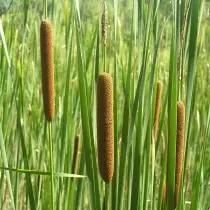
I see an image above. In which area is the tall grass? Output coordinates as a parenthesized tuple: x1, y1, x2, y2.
(0, 0, 209, 209)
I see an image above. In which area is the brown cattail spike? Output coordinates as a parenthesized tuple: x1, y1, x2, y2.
(174, 101, 185, 208)
(97, 73, 114, 183)
(72, 135, 80, 174)
(40, 20, 55, 121)
(153, 81, 163, 143)
(101, 0, 108, 47)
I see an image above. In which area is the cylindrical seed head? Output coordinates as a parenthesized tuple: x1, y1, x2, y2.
(153, 81, 163, 143)
(174, 101, 185, 208)
(97, 73, 114, 183)
(40, 19, 55, 121)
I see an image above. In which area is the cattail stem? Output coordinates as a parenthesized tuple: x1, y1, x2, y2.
(101, 0, 107, 47)
(105, 183, 110, 210)
(97, 73, 114, 183)
(48, 122, 54, 210)
(104, 44, 106, 73)
(102, 0, 107, 73)
(174, 101, 185, 209)
(101, 0, 107, 73)
(177, 0, 191, 81)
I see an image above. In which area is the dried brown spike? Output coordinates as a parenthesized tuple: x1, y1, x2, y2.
(153, 81, 163, 143)
(72, 135, 80, 174)
(174, 101, 185, 209)
(40, 19, 55, 121)
(97, 73, 114, 183)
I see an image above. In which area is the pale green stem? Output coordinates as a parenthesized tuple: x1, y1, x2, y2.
(48, 122, 54, 210)
(105, 183, 110, 210)
(104, 45, 106, 73)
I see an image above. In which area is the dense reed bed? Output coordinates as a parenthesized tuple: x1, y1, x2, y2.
(0, 0, 209, 209)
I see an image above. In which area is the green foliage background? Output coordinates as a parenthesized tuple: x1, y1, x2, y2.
(0, 0, 209, 209)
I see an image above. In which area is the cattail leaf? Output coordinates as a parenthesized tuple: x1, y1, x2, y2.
(166, 24, 177, 209)
(0, 166, 86, 178)
(190, 151, 204, 210)
(112, 0, 119, 208)
(184, 0, 202, 180)
(0, 19, 11, 69)
(117, 16, 133, 210)
(17, 109, 36, 210)
(0, 123, 15, 209)
(76, 18, 101, 210)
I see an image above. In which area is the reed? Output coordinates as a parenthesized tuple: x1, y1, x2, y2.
(40, 19, 55, 121)
(40, 19, 55, 210)
(97, 73, 114, 183)
(174, 101, 185, 208)
(72, 135, 80, 174)
(153, 81, 162, 142)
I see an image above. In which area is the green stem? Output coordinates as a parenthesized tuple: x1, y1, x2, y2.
(48, 122, 54, 210)
(105, 183, 109, 210)
(104, 45, 106, 73)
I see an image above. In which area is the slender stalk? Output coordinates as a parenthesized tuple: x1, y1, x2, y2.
(44, 0, 48, 19)
(104, 45, 106, 73)
(105, 183, 110, 210)
(102, 0, 107, 73)
(48, 122, 54, 210)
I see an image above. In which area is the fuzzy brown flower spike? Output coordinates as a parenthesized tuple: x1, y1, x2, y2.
(153, 81, 163, 143)
(40, 20, 55, 121)
(97, 73, 114, 183)
(174, 101, 185, 208)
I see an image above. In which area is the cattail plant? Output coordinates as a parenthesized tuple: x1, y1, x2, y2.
(72, 135, 80, 174)
(174, 101, 185, 209)
(97, 72, 114, 183)
(40, 19, 55, 210)
(40, 19, 55, 121)
(153, 81, 163, 142)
